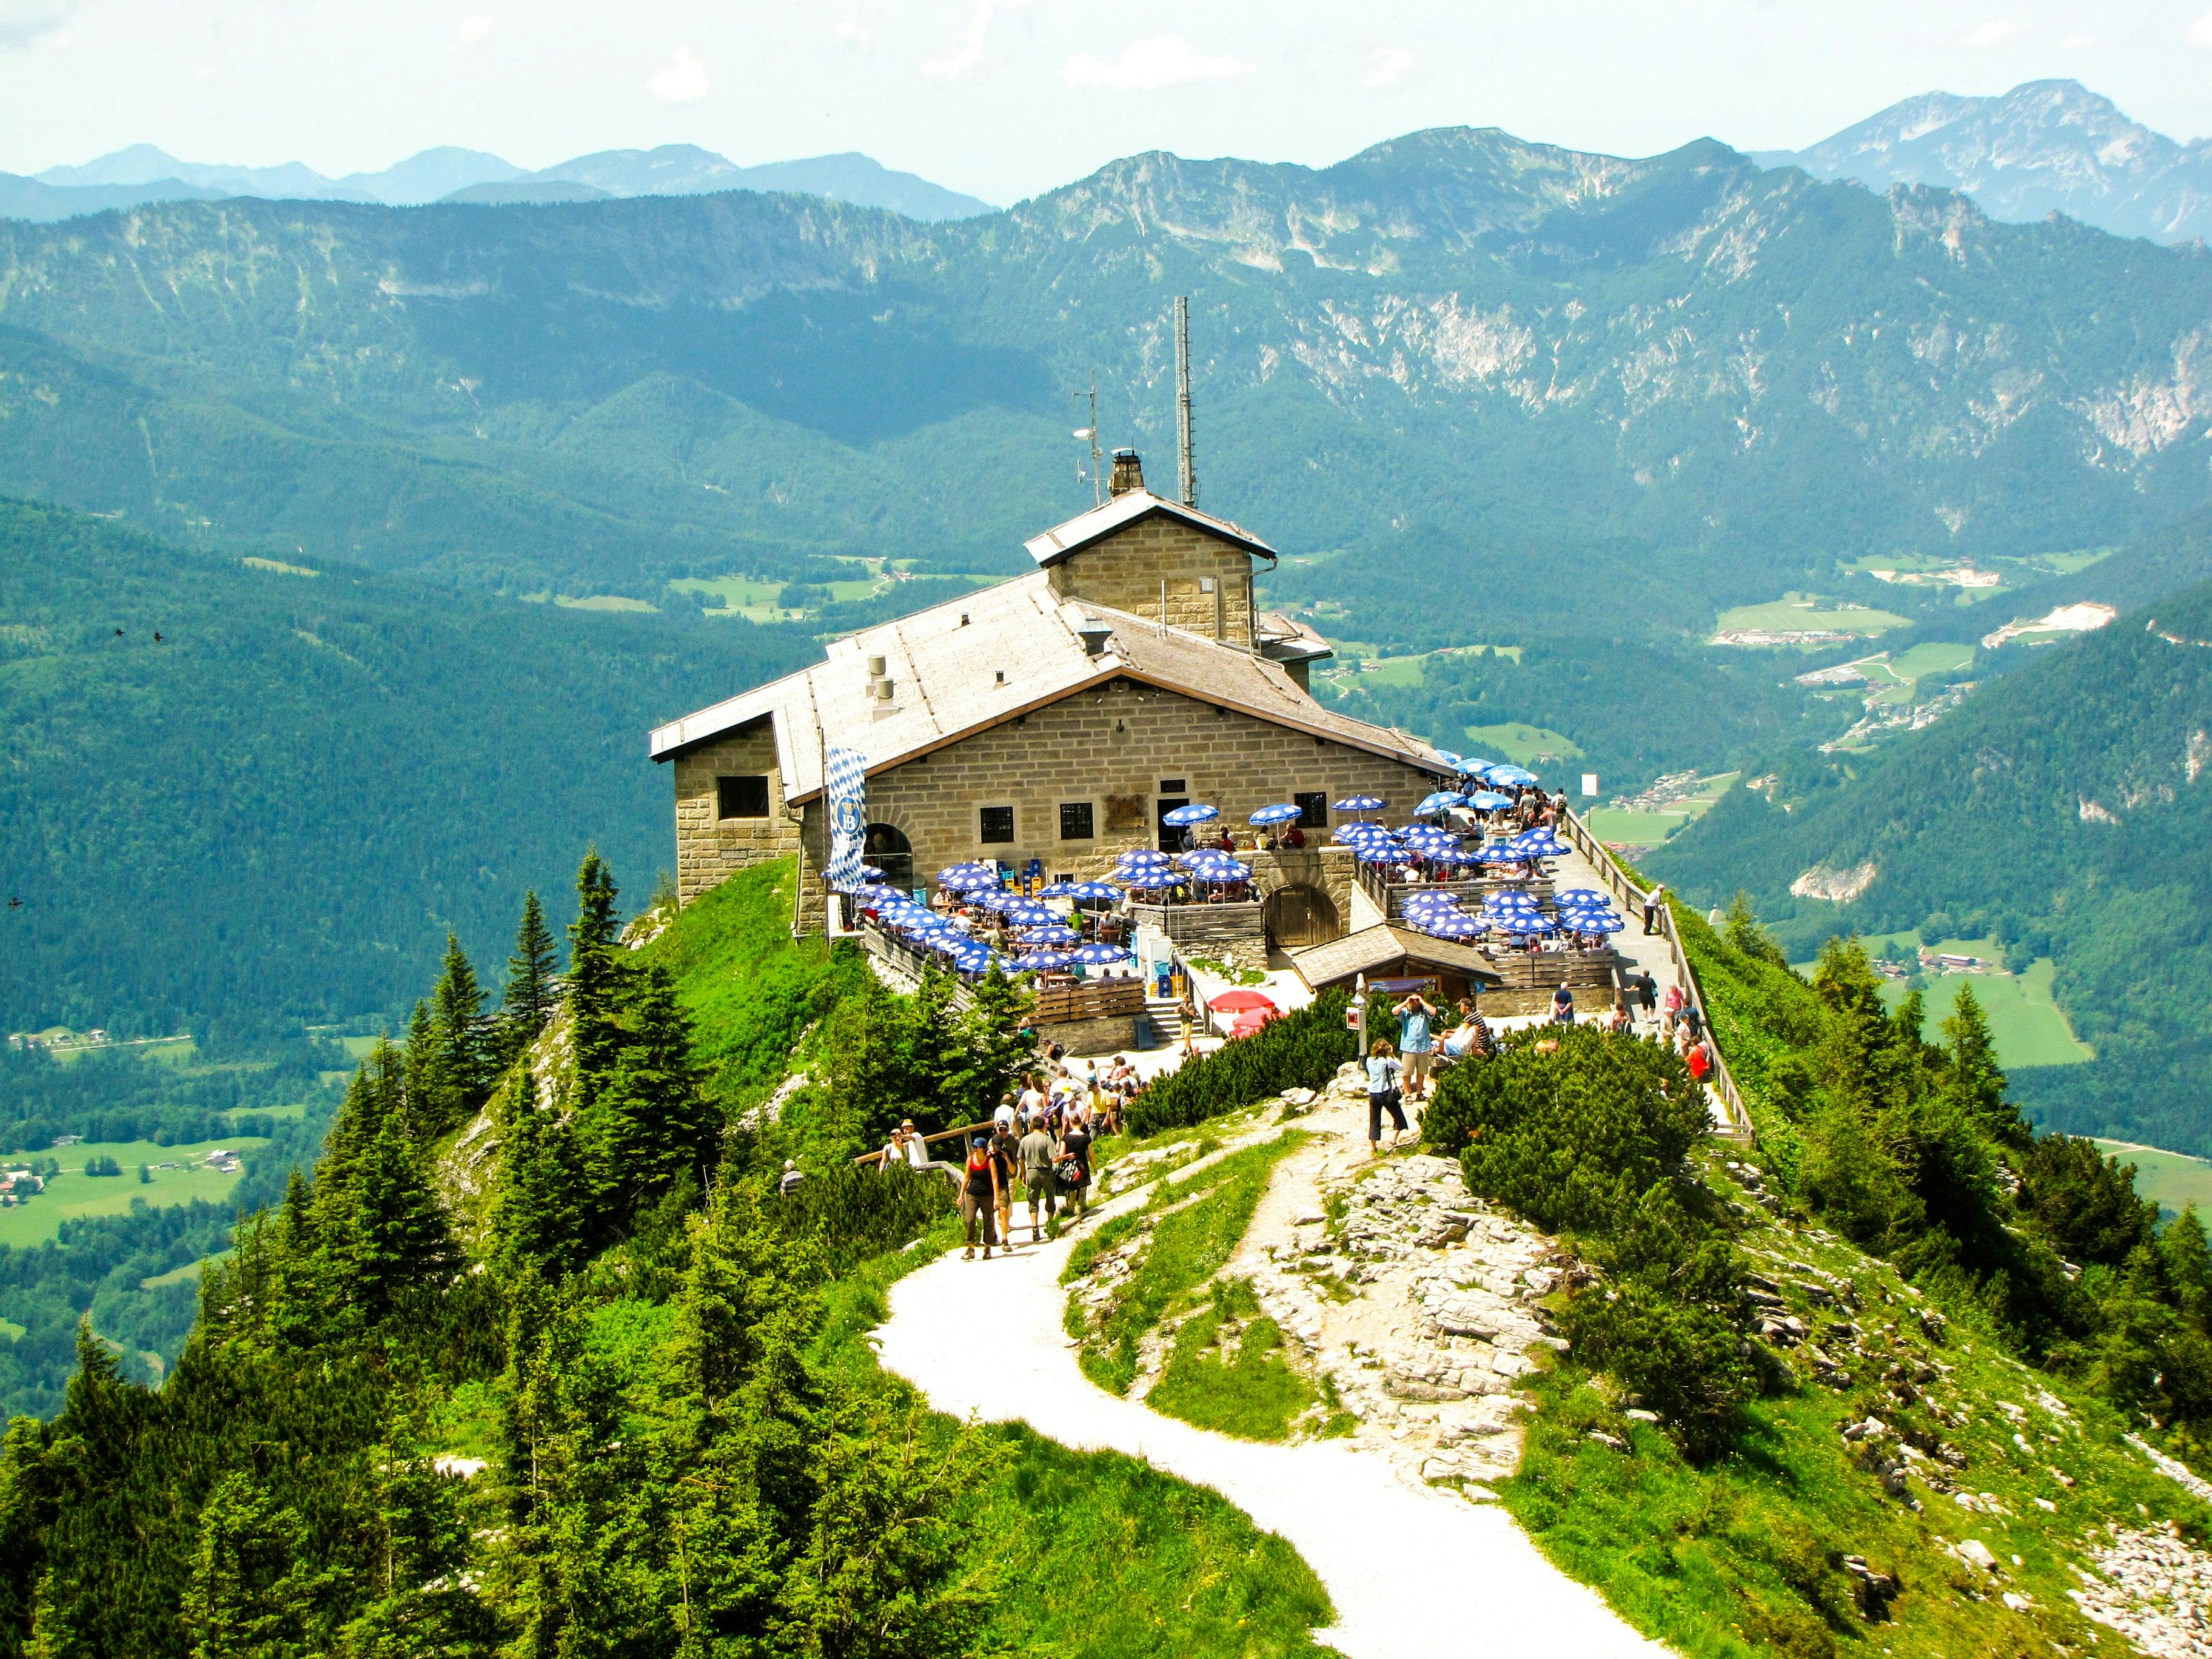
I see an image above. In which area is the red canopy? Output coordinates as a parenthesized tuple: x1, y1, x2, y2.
(1230, 1007, 1281, 1036)
(1209, 989, 1278, 1014)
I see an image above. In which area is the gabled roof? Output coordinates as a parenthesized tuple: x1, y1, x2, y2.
(648, 571, 1452, 800)
(1289, 925, 1504, 991)
(1022, 489, 1277, 569)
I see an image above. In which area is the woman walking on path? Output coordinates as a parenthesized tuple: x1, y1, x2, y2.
(1019, 1114, 1058, 1241)
(960, 1133, 1001, 1261)
(1057, 1114, 1093, 1222)
(1366, 1039, 1407, 1155)
(990, 1119, 1021, 1250)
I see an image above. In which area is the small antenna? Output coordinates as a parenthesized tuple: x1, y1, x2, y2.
(1174, 296, 1196, 507)
(1070, 377, 1105, 507)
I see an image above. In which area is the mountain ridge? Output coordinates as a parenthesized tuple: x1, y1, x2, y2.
(1760, 78, 2212, 244)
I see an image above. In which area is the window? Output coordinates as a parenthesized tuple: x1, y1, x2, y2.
(1159, 778, 1187, 794)
(1294, 791, 1329, 829)
(979, 805, 1015, 845)
(1059, 801, 1096, 841)
(717, 775, 769, 819)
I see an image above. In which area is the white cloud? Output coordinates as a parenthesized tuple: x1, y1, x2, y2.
(646, 44, 708, 104)
(2188, 10, 2212, 46)
(2059, 31, 2096, 50)
(0, 0, 73, 52)
(1364, 44, 1416, 91)
(833, 2, 874, 53)
(455, 13, 494, 45)
(922, 0, 1022, 81)
(1061, 33, 1251, 92)
(1959, 19, 2019, 46)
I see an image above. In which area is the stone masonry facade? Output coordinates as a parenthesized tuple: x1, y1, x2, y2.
(670, 720, 803, 905)
(1045, 518, 1256, 646)
(786, 678, 1429, 933)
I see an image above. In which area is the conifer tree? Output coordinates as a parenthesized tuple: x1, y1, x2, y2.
(2163, 1205, 2212, 1330)
(587, 964, 714, 1231)
(491, 1071, 584, 1287)
(181, 1473, 330, 1659)
(566, 852, 628, 1093)
(1939, 982, 2019, 1143)
(403, 1000, 438, 1133)
(326, 1111, 458, 1326)
(498, 890, 562, 1067)
(338, 1411, 498, 1657)
(427, 934, 494, 1130)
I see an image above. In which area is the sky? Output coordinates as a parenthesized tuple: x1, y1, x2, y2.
(3, 0, 2211, 202)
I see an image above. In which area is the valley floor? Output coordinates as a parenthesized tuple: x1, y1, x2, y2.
(871, 1085, 1671, 1659)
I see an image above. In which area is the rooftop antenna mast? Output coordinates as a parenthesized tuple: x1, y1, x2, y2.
(1174, 296, 1196, 507)
(1072, 378, 1104, 508)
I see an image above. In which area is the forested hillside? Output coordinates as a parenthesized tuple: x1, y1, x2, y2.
(0, 499, 814, 1036)
(4, 130, 2211, 616)
(1651, 575, 2212, 1153)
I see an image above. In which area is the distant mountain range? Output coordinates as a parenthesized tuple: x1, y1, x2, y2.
(1760, 79, 2212, 244)
(0, 142, 996, 223)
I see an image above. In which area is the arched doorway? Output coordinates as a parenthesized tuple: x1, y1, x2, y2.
(1264, 883, 1341, 950)
(864, 823, 914, 893)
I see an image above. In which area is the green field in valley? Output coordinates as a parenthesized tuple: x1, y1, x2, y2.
(2090, 1141, 2212, 1219)
(0, 1136, 267, 1250)
(520, 592, 660, 613)
(1463, 722, 1583, 765)
(1712, 594, 1912, 642)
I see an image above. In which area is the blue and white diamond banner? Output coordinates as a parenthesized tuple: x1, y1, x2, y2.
(824, 745, 870, 891)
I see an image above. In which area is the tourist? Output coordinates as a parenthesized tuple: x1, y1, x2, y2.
(1441, 999, 1492, 1062)
(1552, 982, 1575, 1024)
(1644, 883, 1667, 935)
(991, 1118, 1022, 1248)
(1364, 1038, 1407, 1154)
(880, 1122, 914, 1170)
(1662, 980, 1684, 1037)
(1019, 1112, 1058, 1240)
(1608, 997, 1632, 1036)
(960, 1133, 1000, 1261)
(994, 1093, 1017, 1134)
(779, 1159, 805, 1196)
(1679, 1000, 1706, 1044)
(1282, 822, 1305, 849)
(1629, 969, 1658, 1028)
(1687, 1036, 1715, 1085)
(1395, 993, 1438, 1102)
(1017, 1073, 1048, 1123)
(1057, 1113, 1093, 1222)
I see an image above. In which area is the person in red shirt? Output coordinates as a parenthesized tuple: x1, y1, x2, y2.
(1686, 1040, 1714, 1083)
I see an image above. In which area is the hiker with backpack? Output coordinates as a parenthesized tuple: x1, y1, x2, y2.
(1056, 1113, 1093, 1222)
(1365, 1038, 1408, 1155)
(960, 1133, 1002, 1261)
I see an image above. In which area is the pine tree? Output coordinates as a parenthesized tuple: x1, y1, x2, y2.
(1940, 982, 2019, 1142)
(427, 934, 494, 1131)
(586, 964, 714, 1233)
(498, 890, 562, 1067)
(327, 1112, 458, 1325)
(491, 1071, 585, 1286)
(181, 1473, 332, 1659)
(403, 1000, 438, 1134)
(2162, 1205, 2212, 1331)
(954, 964, 1036, 1123)
(566, 852, 628, 1094)
(337, 1410, 498, 1657)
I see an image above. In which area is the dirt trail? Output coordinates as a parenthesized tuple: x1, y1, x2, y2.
(871, 1087, 1671, 1659)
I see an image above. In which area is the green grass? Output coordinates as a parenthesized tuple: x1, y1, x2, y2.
(1500, 1212, 2212, 1659)
(1464, 722, 1584, 763)
(45, 1034, 197, 1068)
(520, 591, 660, 613)
(1145, 1276, 1333, 1441)
(1065, 1136, 1299, 1396)
(336, 1034, 385, 1059)
(0, 1318, 24, 1341)
(1586, 808, 1691, 843)
(1712, 594, 1912, 643)
(2090, 1141, 2212, 1219)
(1885, 642, 1975, 682)
(667, 574, 788, 618)
(0, 1136, 266, 1249)
(2023, 546, 2119, 575)
(138, 1258, 207, 1290)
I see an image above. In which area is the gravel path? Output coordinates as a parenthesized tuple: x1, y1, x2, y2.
(873, 1155, 1671, 1659)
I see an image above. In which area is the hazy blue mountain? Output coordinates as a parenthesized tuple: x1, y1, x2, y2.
(19, 141, 993, 220)
(441, 178, 613, 205)
(527, 144, 996, 218)
(1758, 79, 2212, 244)
(0, 170, 227, 221)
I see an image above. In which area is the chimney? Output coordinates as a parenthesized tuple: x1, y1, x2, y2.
(1075, 615, 1113, 657)
(1108, 447, 1145, 497)
(865, 652, 897, 718)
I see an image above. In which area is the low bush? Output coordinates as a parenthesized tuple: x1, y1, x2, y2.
(1125, 991, 1353, 1139)
(1424, 1024, 1757, 1457)
(775, 1161, 954, 1275)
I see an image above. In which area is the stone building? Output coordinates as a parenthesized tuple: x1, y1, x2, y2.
(649, 452, 1452, 942)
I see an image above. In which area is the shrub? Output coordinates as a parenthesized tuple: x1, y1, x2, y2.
(1124, 991, 1353, 1139)
(774, 1161, 953, 1276)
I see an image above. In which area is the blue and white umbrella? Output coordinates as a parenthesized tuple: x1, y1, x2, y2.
(1037, 880, 1079, 897)
(1332, 795, 1386, 813)
(1162, 802, 1221, 826)
(1413, 791, 1468, 817)
(1356, 843, 1406, 864)
(1430, 749, 1465, 770)
(1467, 791, 1514, 811)
(1068, 943, 1133, 966)
(1016, 925, 1081, 945)
(1004, 903, 1057, 925)
(1566, 913, 1626, 934)
(1248, 803, 1303, 825)
(1416, 913, 1486, 940)
(1498, 914, 1556, 936)
(1011, 950, 1071, 971)
(1488, 765, 1539, 786)
(1556, 888, 1609, 905)
(1067, 881, 1121, 902)
(938, 862, 997, 885)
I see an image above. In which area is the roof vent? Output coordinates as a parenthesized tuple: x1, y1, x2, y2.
(994, 670, 1005, 685)
(1108, 447, 1144, 497)
(1075, 615, 1114, 657)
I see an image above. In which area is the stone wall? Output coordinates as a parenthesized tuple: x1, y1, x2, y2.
(1040, 1013, 1144, 1057)
(789, 678, 1433, 932)
(1045, 517, 1256, 646)
(670, 719, 803, 907)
